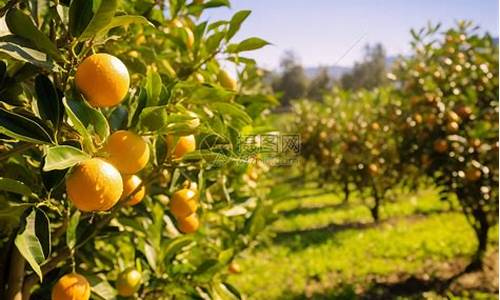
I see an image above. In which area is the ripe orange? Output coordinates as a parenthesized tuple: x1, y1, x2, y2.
(446, 121, 459, 133)
(465, 167, 481, 182)
(177, 213, 200, 234)
(52, 273, 90, 300)
(414, 113, 423, 124)
(75, 54, 130, 108)
(433, 139, 448, 154)
(446, 111, 461, 123)
(66, 158, 123, 212)
(455, 105, 472, 119)
(102, 130, 150, 174)
(228, 262, 241, 274)
(167, 135, 196, 159)
(368, 163, 379, 175)
(218, 70, 237, 91)
(116, 268, 142, 297)
(170, 188, 198, 218)
(122, 175, 145, 206)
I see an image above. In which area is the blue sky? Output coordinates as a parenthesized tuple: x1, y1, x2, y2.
(203, 0, 499, 69)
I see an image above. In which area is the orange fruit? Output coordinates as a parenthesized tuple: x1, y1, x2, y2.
(433, 139, 448, 154)
(455, 105, 472, 119)
(218, 70, 237, 91)
(170, 188, 198, 218)
(447, 111, 461, 123)
(116, 268, 142, 297)
(228, 262, 241, 274)
(167, 135, 196, 159)
(66, 158, 123, 212)
(75, 54, 130, 108)
(52, 273, 90, 300)
(465, 167, 482, 182)
(122, 175, 145, 206)
(177, 213, 200, 234)
(368, 163, 379, 175)
(102, 130, 150, 174)
(413, 113, 423, 124)
(446, 121, 459, 133)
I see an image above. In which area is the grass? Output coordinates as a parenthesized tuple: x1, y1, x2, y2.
(228, 187, 499, 300)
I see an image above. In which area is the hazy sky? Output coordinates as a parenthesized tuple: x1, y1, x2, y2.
(203, 0, 499, 69)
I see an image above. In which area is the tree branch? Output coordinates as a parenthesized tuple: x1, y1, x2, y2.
(6, 247, 25, 300)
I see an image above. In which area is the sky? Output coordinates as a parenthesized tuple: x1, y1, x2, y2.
(202, 0, 499, 69)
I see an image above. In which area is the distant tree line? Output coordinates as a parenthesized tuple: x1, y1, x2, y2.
(271, 44, 389, 108)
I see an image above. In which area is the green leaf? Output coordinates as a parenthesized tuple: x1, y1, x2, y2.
(66, 210, 80, 249)
(87, 275, 117, 300)
(0, 177, 31, 196)
(40, 157, 68, 191)
(227, 37, 270, 53)
(226, 10, 251, 41)
(15, 209, 46, 281)
(79, 0, 118, 40)
(97, 15, 154, 38)
(35, 209, 51, 259)
(68, 0, 94, 38)
(206, 32, 225, 53)
(5, 8, 62, 61)
(43, 145, 90, 171)
(63, 98, 93, 151)
(212, 282, 240, 300)
(0, 199, 31, 233)
(35, 75, 61, 130)
(0, 106, 53, 144)
(210, 102, 252, 124)
(163, 236, 194, 263)
(203, 0, 230, 8)
(141, 242, 157, 272)
(0, 35, 53, 69)
(137, 106, 169, 132)
(109, 106, 128, 131)
(145, 69, 162, 106)
(66, 98, 110, 142)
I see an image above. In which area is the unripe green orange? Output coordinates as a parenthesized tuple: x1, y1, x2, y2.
(116, 268, 142, 297)
(218, 70, 237, 91)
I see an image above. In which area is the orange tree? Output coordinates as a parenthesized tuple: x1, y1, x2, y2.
(0, 0, 277, 299)
(289, 87, 402, 222)
(394, 22, 499, 270)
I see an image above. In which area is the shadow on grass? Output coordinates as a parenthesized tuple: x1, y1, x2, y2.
(280, 202, 350, 218)
(273, 212, 451, 251)
(288, 272, 468, 300)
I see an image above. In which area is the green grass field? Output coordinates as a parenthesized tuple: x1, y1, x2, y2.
(228, 188, 499, 299)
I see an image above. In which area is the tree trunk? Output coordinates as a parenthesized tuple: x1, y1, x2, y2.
(466, 208, 490, 272)
(370, 187, 380, 222)
(6, 247, 25, 300)
(343, 180, 350, 204)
